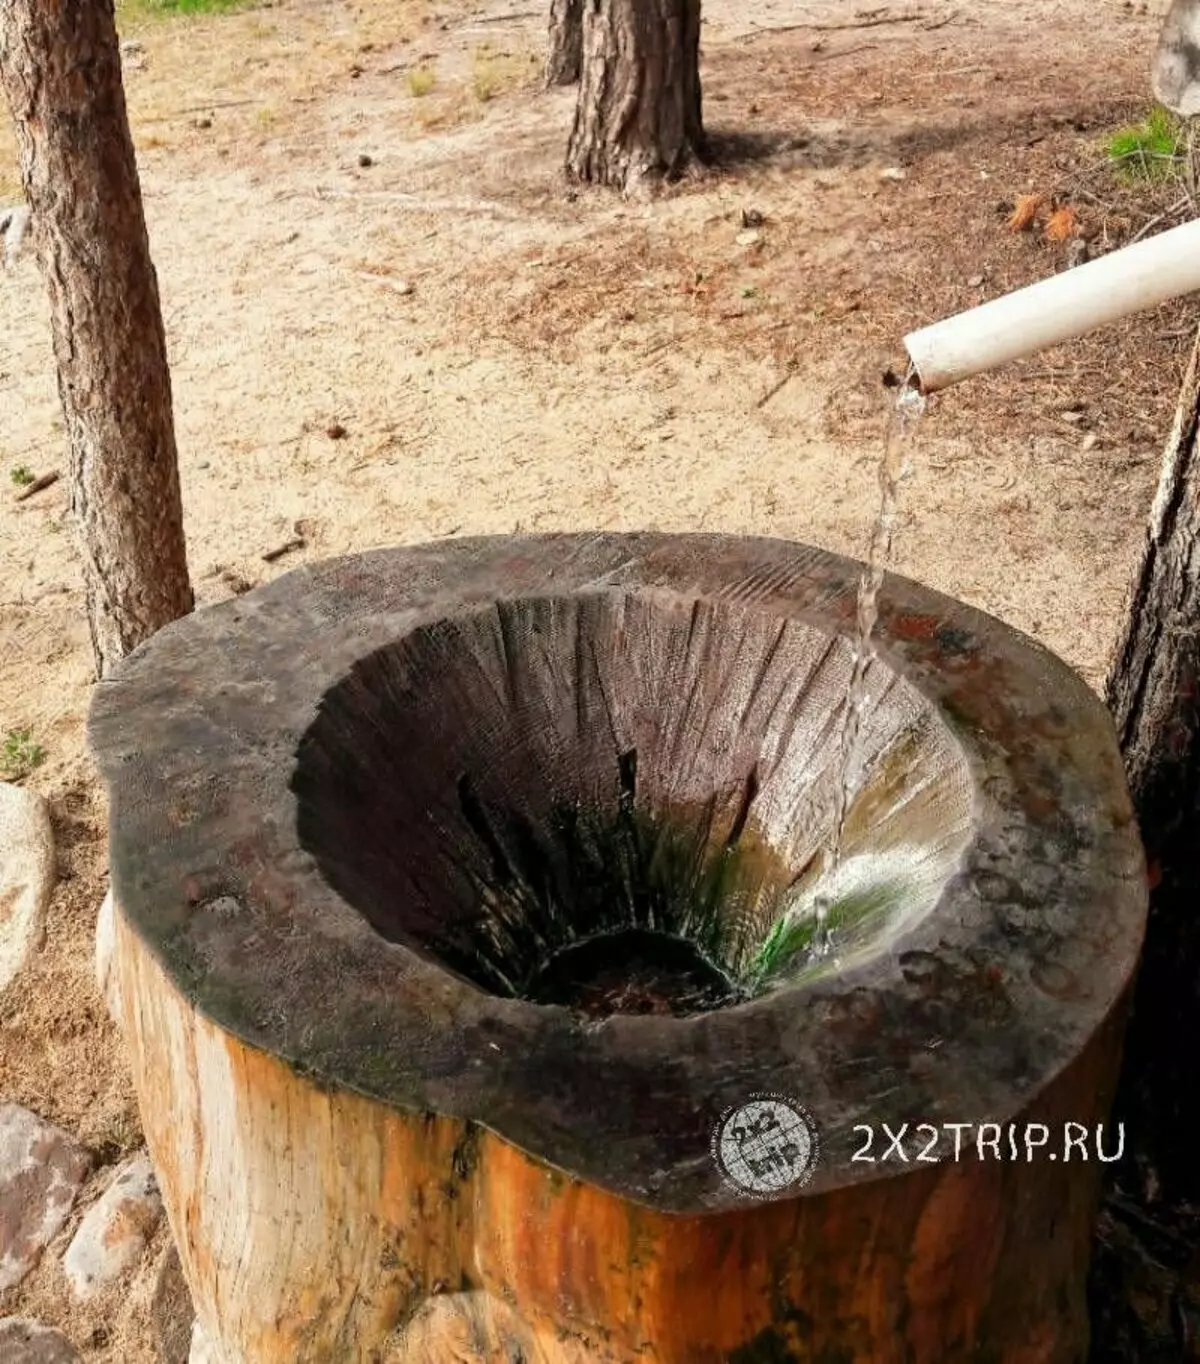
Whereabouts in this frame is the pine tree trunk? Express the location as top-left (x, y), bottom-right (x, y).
top-left (566, 0), bottom-right (708, 192)
top-left (1104, 327), bottom-right (1200, 1185)
top-left (546, 0), bottom-right (583, 86)
top-left (0, 0), bottom-right (193, 680)
top-left (1091, 327), bottom-right (1200, 1360)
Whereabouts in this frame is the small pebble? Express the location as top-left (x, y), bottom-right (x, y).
top-left (357, 153), bottom-right (373, 168)
top-left (735, 229), bottom-right (762, 247)
top-left (1081, 432), bottom-right (1098, 451)
top-left (879, 166), bottom-right (906, 182)
top-left (966, 274), bottom-right (985, 287)
top-left (326, 424), bottom-right (348, 440)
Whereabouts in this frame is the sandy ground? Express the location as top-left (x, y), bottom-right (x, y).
top-left (0, 0), bottom-right (1191, 1356)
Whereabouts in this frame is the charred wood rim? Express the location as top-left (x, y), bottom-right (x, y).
top-left (88, 533), bottom-right (1147, 1213)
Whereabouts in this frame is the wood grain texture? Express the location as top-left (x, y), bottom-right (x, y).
top-left (115, 894), bottom-right (1130, 1363)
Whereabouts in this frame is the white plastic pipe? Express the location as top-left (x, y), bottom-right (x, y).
top-left (904, 216), bottom-right (1200, 393)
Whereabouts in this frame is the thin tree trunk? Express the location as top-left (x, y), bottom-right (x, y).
top-left (1090, 327), bottom-right (1200, 1360)
top-left (566, 0), bottom-right (708, 192)
top-left (546, 0), bottom-right (583, 86)
top-left (0, 0), bottom-right (193, 680)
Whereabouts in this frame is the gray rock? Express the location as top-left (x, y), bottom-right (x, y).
top-left (1155, 0), bottom-right (1200, 116)
top-left (0, 1318), bottom-right (82, 1363)
top-left (0, 783), bottom-right (55, 994)
top-left (151, 1245), bottom-right (195, 1364)
top-left (0, 1106), bottom-right (89, 1292)
top-left (63, 1152), bottom-right (163, 1300)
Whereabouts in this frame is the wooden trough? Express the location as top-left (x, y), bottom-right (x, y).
top-left (87, 533), bottom-right (1147, 1363)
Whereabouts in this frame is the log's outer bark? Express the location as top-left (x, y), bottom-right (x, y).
top-left (1107, 330), bottom-right (1200, 838)
top-left (1103, 328), bottom-right (1200, 1206)
top-left (567, 0), bottom-right (708, 190)
top-left (545, 0), bottom-right (583, 86)
top-left (115, 895), bottom-right (1126, 1363)
top-left (0, 0), bottom-right (193, 678)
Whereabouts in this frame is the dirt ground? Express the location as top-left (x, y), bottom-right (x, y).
top-left (0, 0), bottom-right (1191, 1356)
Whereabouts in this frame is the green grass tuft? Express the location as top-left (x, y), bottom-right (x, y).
top-left (1, 729), bottom-right (46, 781)
top-left (10, 465), bottom-right (34, 487)
top-left (406, 66), bottom-right (436, 97)
top-left (119, 0), bottom-right (257, 17)
top-left (1104, 106), bottom-right (1186, 182)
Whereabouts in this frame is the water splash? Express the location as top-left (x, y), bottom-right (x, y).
top-left (811, 372), bottom-right (927, 960)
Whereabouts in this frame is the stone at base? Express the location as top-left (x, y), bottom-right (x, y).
top-left (0, 782), bottom-right (55, 995)
top-left (0, 1105), bottom-right (90, 1292)
top-left (63, 1152), bottom-right (163, 1299)
top-left (0, 1317), bottom-right (82, 1363)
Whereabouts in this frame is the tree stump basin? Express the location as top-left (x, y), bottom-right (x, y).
top-left (87, 533), bottom-right (1147, 1364)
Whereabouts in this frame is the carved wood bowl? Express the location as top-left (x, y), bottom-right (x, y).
top-left (88, 534), bottom-right (1147, 1363)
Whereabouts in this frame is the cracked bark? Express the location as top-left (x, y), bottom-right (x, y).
top-left (546, 0), bottom-right (583, 86)
top-left (0, 0), bottom-right (193, 679)
top-left (566, 0), bottom-right (708, 191)
top-left (1091, 327), bottom-right (1200, 1360)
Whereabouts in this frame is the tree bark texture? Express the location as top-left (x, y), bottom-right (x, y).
top-left (545, 0), bottom-right (583, 86)
top-left (0, 0), bottom-right (193, 679)
top-left (1104, 326), bottom-right (1200, 1189)
top-left (566, 0), bottom-right (707, 191)
top-left (1091, 329), bottom-right (1200, 1360)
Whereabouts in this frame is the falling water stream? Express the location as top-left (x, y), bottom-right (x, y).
top-left (810, 371), bottom-right (927, 960)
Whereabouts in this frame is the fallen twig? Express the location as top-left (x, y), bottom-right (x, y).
top-left (1126, 194), bottom-right (1193, 246)
top-left (262, 537), bottom-right (305, 563)
top-left (735, 9), bottom-right (943, 43)
top-left (456, 8), bottom-right (541, 27)
top-left (815, 42), bottom-right (877, 63)
top-left (174, 98), bottom-right (258, 116)
top-left (639, 336), bottom-right (676, 360)
top-left (14, 470), bottom-right (60, 502)
top-left (756, 370), bottom-right (797, 409)
top-left (1021, 367), bottom-right (1108, 382)
top-left (312, 187), bottom-right (524, 218)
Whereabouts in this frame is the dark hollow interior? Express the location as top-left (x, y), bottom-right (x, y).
top-left (526, 928), bottom-right (737, 1017)
top-left (291, 592), bottom-right (974, 1016)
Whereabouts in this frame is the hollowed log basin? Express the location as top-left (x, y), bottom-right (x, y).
top-left (87, 533), bottom-right (1147, 1364)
